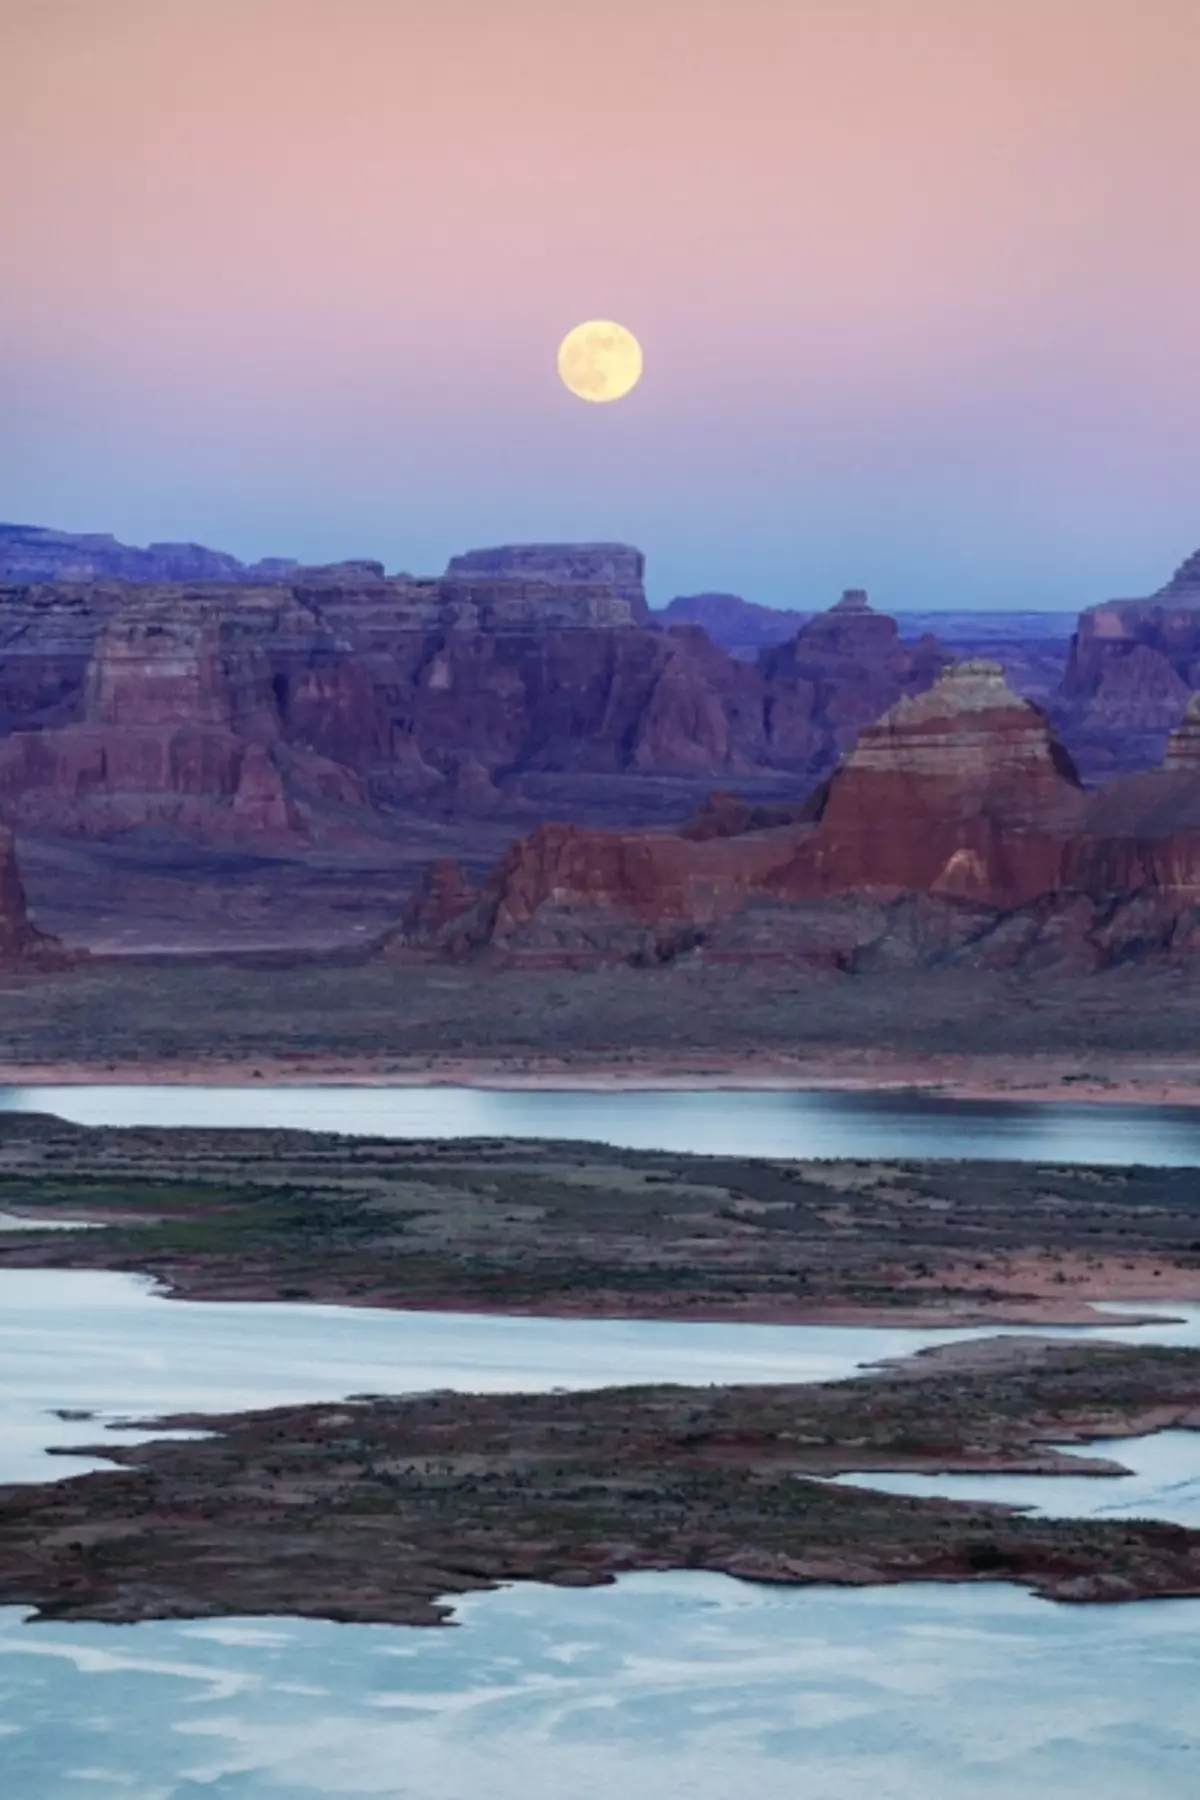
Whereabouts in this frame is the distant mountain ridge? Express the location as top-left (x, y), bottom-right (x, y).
top-left (0, 520), bottom-right (305, 586)
top-left (657, 590), bottom-right (1077, 658)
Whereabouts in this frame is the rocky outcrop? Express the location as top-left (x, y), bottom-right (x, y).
top-left (444, 544), bottom-right (650, 624)
top-left (777, 660), bottom-right (1085, 907)
top-left (1057, 549), bottom-right (1200, 777)
top-left (0, 827), bottom-right (70, 966)
top-left (396, 660), bottom-right (1200, 971)
top-left (391, 818), bottom-right (803, 964)
top-left (759, 590), bottom-right (953, 777)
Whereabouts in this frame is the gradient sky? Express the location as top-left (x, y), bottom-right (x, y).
top-left (3, 0), bottom-right (1200, 609)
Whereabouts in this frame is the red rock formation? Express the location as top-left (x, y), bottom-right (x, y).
top-left (773, 659), bottom-right (1085, 907)
top-left (0, 600), bottom-right (365, 845)
top-left (398, 660), bottom-right (1200, 970)
top-left (679, 789), bottom-right (813, 842)
top-left (391, 818), bottom-right (806, 964)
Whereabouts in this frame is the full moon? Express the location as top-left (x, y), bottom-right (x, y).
top-left (557, 320), bottom-right (643, 403)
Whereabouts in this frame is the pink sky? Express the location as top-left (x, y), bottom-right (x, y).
top-left (3, 0), bottom-right (1199, 607)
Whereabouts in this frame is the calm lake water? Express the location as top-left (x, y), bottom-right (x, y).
top-left (2, 1087), bottom-right (1199, 1796)
top-left (2, 1577), bottom-right (1198, 1800)
top-left (5, 1082), bottom-right (1200, 1162)
top-left (9, 1272), bottom-right (1200, 1486)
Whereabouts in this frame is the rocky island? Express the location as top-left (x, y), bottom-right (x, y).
top-left (2, 1112), bottom-right (1199, 1326)
top-left (3, 1335), bottom-right (1199, 1626)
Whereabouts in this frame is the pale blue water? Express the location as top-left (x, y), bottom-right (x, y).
top-left (7, 1273), bottom-right (1198, 1485)
top-left (1, 1088), bottom-right (1199, 1796)
top-left (830, 1430), bottom-right (1200, 1528)
top-left (1, 1577), bottom-right (1197, 1799)
top-left (5, 1082), bottom-right (1200, 1162)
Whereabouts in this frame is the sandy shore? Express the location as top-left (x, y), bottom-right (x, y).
top-left (4, 1048), bottom-right (1200, 1105)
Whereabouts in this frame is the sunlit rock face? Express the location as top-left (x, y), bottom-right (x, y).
top-left (396, 661), bottom-right (1200, 972)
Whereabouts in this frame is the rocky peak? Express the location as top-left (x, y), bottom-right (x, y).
top-left (845, 659), bottom-right (1079, 784)
top-left (1157, 550), bottom-right (1200, 601)
top-left (764, 589), bottom-right (921, 675)
top-left (655, 593), bottom-right (808, 656)
top-left (758, 589), bottom-right (953, 774)
top-left (818, 659), bottom-right (1083, 865)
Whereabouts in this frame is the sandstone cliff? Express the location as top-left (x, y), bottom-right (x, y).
top-left (776, 659), bottom-right (1084, 908)
top-left (0, 527), bottom-right (973, 825)
top-left (444, 543), bottom-right (650, 624)
top-left (0, 598), bottom-right (367, 845)
top-left (394, 660), bottom-right (1200, 972)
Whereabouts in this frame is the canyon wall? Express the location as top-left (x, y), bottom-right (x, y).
top-left (0, 598), bottom-right (366, 845)
top-left (394, 661), bottom-right (1200, 973)
top-left (0, 547), bottom-right (963, 843)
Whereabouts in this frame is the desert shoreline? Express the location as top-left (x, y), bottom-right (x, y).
top-left (4, 1049), bottom-right (1200, 1108)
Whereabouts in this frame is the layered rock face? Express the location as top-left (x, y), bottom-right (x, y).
top-left (397, 661), bottom-right (1200, 971)
top-left (444, 544), bottom-right (650, 624)
top-left (0, 525), bottom-right (973, 831)
top-left (0, 583), bottom-right (121, 733)
top-left (0, 599), bottom-right (366, 844)
top-left (1057, 549), bottom-right (1200, 776)
top-left (781, 660), bottom-right (1085, 907)
top-left (305, 574), bottom-right (768, 784)
top-left (394, 819), bottom-right (803, 964)
top-left (0, 827), bottom-right (69, 965)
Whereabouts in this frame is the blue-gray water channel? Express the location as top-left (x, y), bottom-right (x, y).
top-left (5, 1081), bottom-right (1200, 1162)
